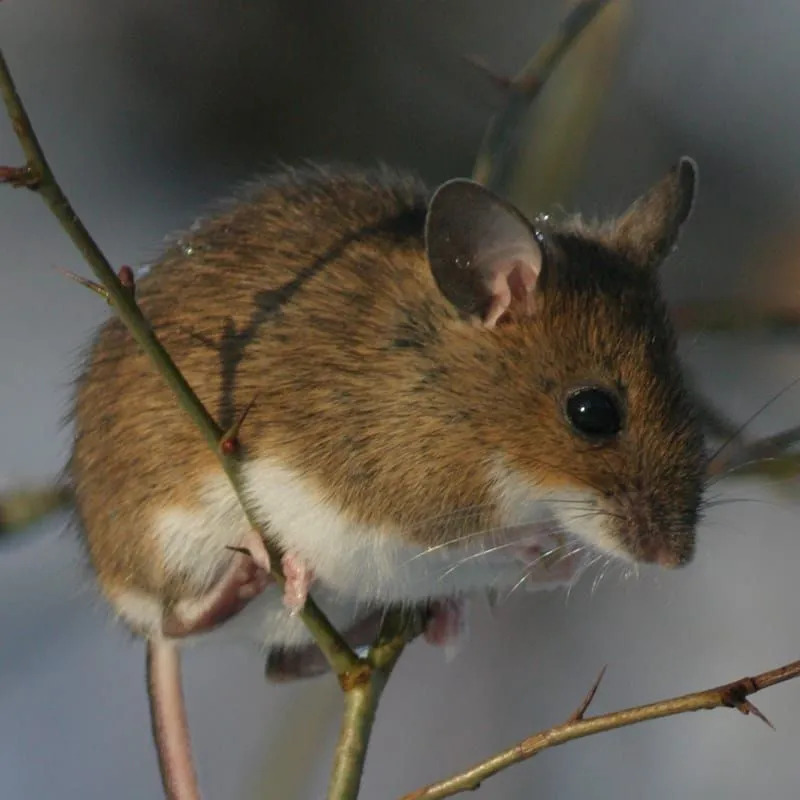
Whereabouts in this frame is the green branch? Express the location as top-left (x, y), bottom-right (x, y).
top-left (327, 610), bottom-right (425, 800)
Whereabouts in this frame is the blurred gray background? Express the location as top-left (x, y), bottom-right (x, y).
top-left (3, 1), bottom-right (800, 798)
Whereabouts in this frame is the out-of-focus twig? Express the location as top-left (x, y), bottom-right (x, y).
top-left (0, 481), bottom-right (72, 535)
top-left (673, 302), bottom-right (800, 335)
top-left (399, 659), bottom-right (800, 800)
top-left (472, 0), bottom-right (613, 194)
top-left (707, 426), bottom-right (800, 480)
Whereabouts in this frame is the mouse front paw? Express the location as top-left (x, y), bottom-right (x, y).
top-left (281, 552), bottom-right (315, 615)
top-left (424, 597), bottom-right (470, 660)
top-left (238, 532), bottom-right (314, 615)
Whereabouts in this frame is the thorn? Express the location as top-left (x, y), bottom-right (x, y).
top-left (0, 164), bottom-right (39, 188)
top-left (219, 393), bottom-right (259, 455)
top-left (461, 54), bottom-right (513, 91)
top-left (225, 545), bottom-right (252, 557)
top-left (55, 266), bottom-right (110, 302)
top-left (569, 665), bottom-right (607, 721)
top-left (735, 699), bottom-right (776, 731)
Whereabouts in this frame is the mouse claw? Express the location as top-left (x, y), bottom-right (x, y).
top-left (281, 552), bottom-right (314, 615)
top-left (424, 597), bottom-right (470, 654)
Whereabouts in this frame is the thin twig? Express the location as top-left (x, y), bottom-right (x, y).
top-left (707, 425), bottom-right (800, 479)
top-left (399, 659), bottom-right (800, 800)
top-left (472, 0), bottom-right (611, 190)
top-left (0, 481), bottom-right (72, 535)
top-left (673, 302), bottom-right (800, 335)
top-left (0, 47), bottom-right (359, 676)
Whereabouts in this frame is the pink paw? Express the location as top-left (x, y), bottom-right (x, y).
top-left (162, 550), bottom-right (273, 638)
top-left (233, 557), bottom-right (271, 601)
top-left (424, 597), bottom-right (469, 658)
top-left (281, 552), bottom-right (315, 615)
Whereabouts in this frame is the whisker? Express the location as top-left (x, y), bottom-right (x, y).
top-left (702, 496), bottom-right (785, 510)
top-left (404, 496), bottom-right (602, 541)
top-left (707, 453), bottom-right (800, 486)
top-left (436, 540), bottom-right (521, 581)
top-left (590, 555), bottom-right (614, 596)
top-left (405, 508), bottom-right (597, 566)
top-left (437, 537), bottom-right (579, 583)
top-left (501, 570), bottom-right (532, 603)
top-left (709, 374), bottom-right (800, 465)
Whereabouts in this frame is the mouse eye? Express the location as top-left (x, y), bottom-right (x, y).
top-left (565, 387), bottom-right (622, 440)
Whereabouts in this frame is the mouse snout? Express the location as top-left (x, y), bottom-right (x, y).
top-left (635, 532), bottom-right (694, 568)
top-left (614, 491), bottom-right (698, 568)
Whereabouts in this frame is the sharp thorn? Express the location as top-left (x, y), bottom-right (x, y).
top-left (569, 665), bottom-right (607, 721)
top-left (225, 545), bottom-right (252, 557)
top-left (0, 164), bottom-right (39, 188)
top-left (54, 266), bottom-right (110, 301)
top-left (737, 699), bottom-right (776, 731)
top-left (461, 54), bottom-right (513, 90)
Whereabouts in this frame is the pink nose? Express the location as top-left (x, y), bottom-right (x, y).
top-left (638, 538), bottom-right (693, 568)
top-left (655, 549), bottom-right (683, 569)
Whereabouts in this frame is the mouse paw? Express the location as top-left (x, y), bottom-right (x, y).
top-left (162, 550), bottom-right (273, 638)
top-left (281, 552), bottom-right (315, 615)
top-left (424, 597), bottom-right (470, 659)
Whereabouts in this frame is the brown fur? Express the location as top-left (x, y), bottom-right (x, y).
top-left (71, 162), bottom-right (704, 612)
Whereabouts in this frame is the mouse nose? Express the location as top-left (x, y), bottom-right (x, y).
top-left (654, 548), bottom-right (684, 569)
top-left (638, 535), bottom-right (694, 568)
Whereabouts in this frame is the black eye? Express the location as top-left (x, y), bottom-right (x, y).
top-left (565, 387), bottom-right (622, 439)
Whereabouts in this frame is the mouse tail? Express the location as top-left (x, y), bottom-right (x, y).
top-left (146, 640), bottom-right (202, 800)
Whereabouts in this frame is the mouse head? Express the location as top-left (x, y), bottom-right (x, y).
top-left (425, 159), bottom-right (705, 568)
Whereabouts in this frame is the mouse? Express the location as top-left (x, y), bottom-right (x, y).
top-left (69, 158), bottom-right (705, 799)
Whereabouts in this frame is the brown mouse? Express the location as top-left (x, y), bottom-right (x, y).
top-left (70, 159), bottom-right (705, 798)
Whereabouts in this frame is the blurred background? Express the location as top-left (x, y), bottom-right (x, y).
top-left (3, 1), bottom-right (800, 797)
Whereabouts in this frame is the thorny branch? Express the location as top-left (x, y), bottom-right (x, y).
top-left (0, 47), bottom-right (359, 678)
top-left (399, 659), bottom-right (800, 800)
top-left (0, 39), bottom-right (425, 800)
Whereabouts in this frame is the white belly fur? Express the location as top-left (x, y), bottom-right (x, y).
top-left (145, 456), bottom-right (592, 650)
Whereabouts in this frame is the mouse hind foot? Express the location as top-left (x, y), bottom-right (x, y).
top-left (162, 550), bottom-right (274, 638)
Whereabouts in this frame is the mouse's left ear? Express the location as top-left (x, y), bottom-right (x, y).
top-left (611, 157), bottom-right (698, 270)
top-left (425, 179), bottom-right (543, 328)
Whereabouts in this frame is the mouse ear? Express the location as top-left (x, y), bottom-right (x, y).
top-left (611, 157), bottom-right (697, 270)
top-left (425, 179), bottom-right (543, 328)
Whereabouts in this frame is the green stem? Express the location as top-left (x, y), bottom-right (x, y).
top-left (327, 611), bottom-right (421, 800)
